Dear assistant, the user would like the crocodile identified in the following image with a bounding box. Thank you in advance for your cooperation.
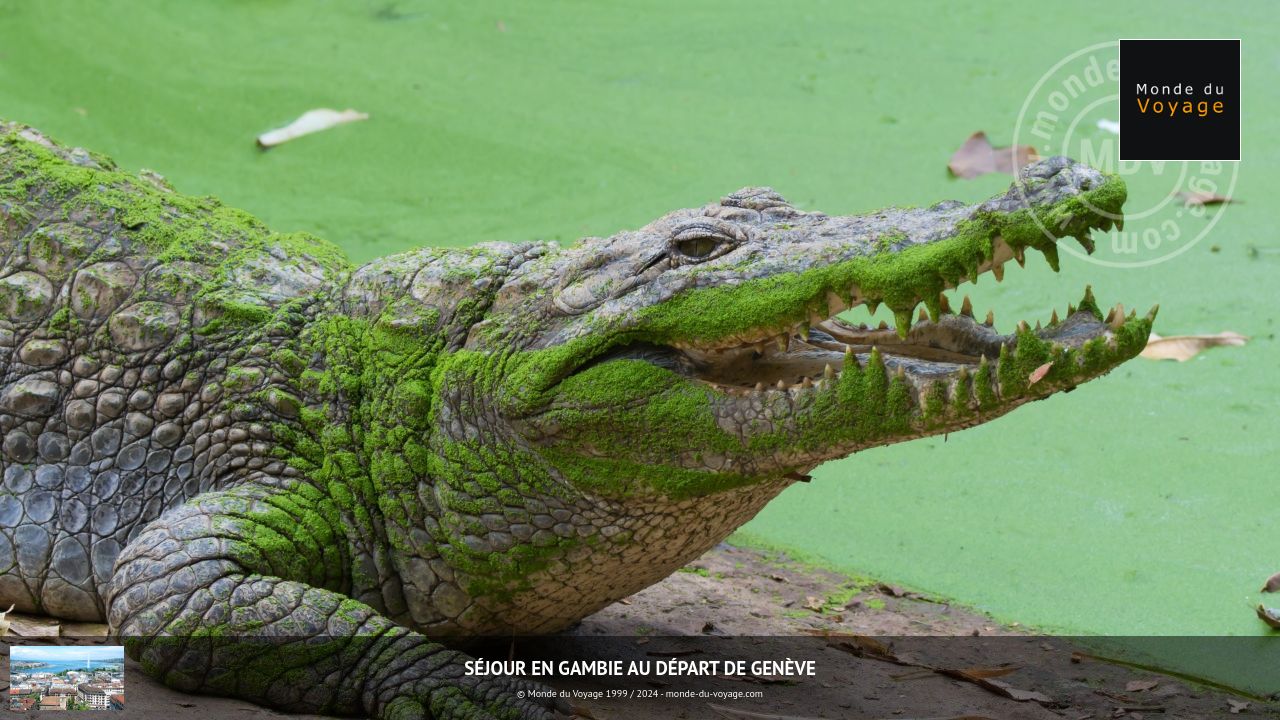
[0,121,1153,719]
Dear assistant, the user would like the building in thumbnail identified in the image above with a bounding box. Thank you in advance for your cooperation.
[77,683,113,709]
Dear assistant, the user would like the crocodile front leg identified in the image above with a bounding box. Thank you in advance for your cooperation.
[104,482,563,720]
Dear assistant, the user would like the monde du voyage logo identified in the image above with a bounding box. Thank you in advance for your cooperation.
[1013,40,1239,268]
[1120,39,1240,162]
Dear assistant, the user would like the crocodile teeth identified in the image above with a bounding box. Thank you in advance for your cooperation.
[894,308,914,338]
[1013,248,1026,267]
[1107,303,1126,329]
[878,320,889,331]
[824,363,835,380]
[1075,233,1096,254]
[825,291,846,315]
[776,379,787,390]
[1042,244,1060,272]
[984,310,995,327]
[960,295,974,318]
[801,376,813,389]
[1079,285,1097,316]
[992,264,1005,282]
[917,306,929,323]
[776,335,789,352]
[938,293,952,315]
[754,382,765,392]
[1146,304,1159,321]
[1050,309,1060,325]
[1116,216,1125,231]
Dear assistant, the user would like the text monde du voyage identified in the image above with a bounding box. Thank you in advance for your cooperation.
[1134,83,1228,118]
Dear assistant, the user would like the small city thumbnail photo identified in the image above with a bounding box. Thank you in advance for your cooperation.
[8,645,125,712]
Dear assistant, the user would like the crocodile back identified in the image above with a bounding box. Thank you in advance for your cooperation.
[0,124,350,620]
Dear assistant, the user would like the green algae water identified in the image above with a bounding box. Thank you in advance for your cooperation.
[2,0,1277,692]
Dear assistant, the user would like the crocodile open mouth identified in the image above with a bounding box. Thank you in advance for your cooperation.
[595,234,1153,403]
[672,299,1128,394]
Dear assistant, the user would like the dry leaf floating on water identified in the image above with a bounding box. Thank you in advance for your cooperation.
[947,131,1039,179]
[1175,190,1236,206]
[1262,572,1280,593]
[1255,604,1280,630]
[256,108,370,149]
[1139,332,1248,362]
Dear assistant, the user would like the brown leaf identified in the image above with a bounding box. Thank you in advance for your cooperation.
[982,679,1052,703]
[948,131,1039,179]
[5,612,60,637]
[1176,190,1236,206]
[1125,680,1159,692]
[1139,332,1248,362]
[951,665,1020,680]
[877,582,908,597]
[256,108,370,148]
[1256,604,1280,629]
[1261,572,1280,593]
[815,631,900,662]
[1028,362,1053,385]
[804,595,825,611]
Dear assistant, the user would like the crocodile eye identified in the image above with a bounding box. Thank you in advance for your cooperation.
[669,221,744,265]
[675,236,719,259]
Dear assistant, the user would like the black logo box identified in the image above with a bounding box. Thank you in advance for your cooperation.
[1119,39,1240,161]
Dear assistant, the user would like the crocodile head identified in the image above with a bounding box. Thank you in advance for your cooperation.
[470,157,1153,499]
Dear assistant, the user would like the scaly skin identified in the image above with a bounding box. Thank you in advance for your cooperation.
[0,122,1153,719]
